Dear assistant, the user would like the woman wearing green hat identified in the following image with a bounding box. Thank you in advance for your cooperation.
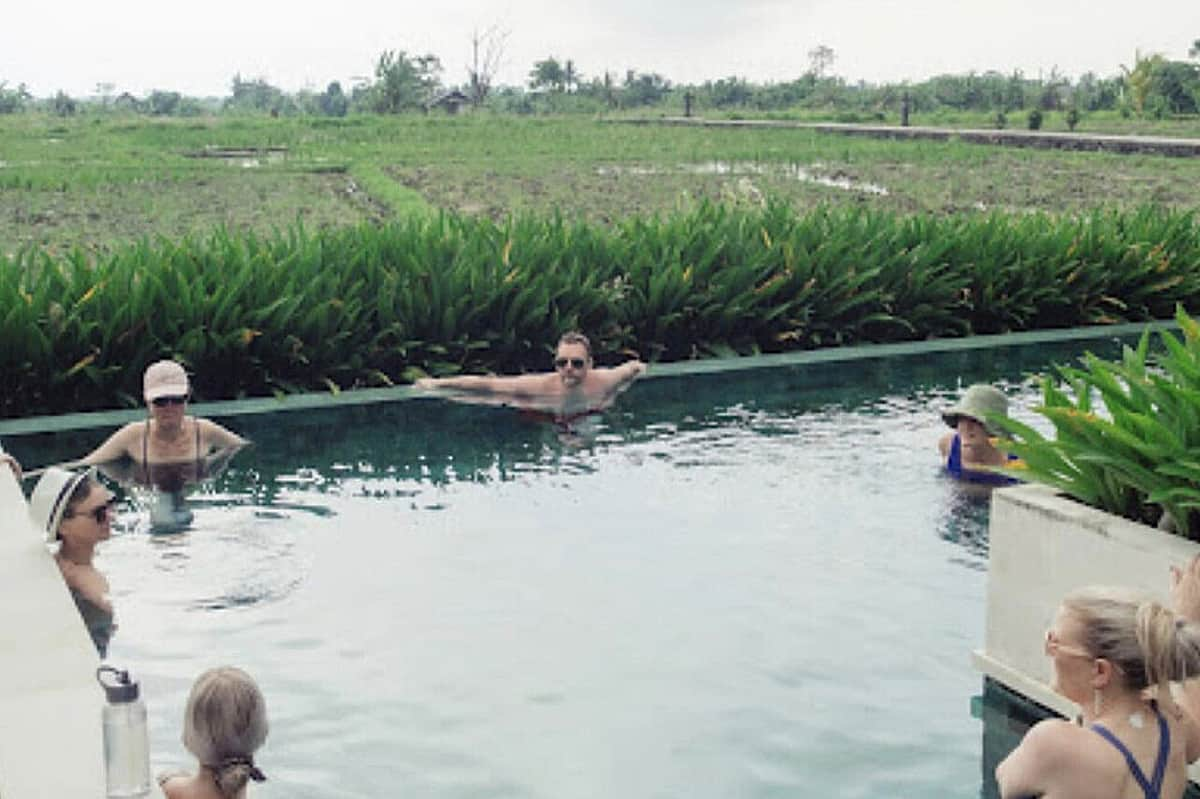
[937,384,1020,484]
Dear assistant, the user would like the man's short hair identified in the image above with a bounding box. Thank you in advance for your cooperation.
[557,332,592,357]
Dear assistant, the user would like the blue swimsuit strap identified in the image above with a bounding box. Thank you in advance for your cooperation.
[1091,704,1170,799]
[946,433,963,474]
[945,433,1016,484]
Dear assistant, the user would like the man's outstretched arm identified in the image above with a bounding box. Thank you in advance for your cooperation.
[596,360,647,394]
[415,372,553,397]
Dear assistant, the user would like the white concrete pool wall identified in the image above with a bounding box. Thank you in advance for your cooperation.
[0,461,105,797]
[976,483,1200,782]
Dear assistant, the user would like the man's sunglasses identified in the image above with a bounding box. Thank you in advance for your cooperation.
[67,498,116,524]
[152,395,188,407]
[554,357,586,370]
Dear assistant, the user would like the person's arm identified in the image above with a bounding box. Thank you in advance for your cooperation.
[1172,682,1200,764]
[995,719,1069,798]
[595,360,647,394]
[1171,553,1200,753]
[938,432,954,459]
[415,373,552,397]
[78,423,140,466]
[198,418,248,450]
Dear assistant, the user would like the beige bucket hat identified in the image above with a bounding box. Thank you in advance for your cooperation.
[941,384,1009,436]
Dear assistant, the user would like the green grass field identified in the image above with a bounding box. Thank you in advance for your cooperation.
[3,112,1200,254]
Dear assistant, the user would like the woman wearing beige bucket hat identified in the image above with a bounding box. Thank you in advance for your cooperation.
[937,383,1020,484]
[76,359,247,471]
[29,466,117,655]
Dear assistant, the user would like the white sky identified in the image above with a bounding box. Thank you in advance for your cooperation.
[3,0,1197,98]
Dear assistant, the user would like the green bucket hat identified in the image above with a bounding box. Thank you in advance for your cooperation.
[941,384,1008,436]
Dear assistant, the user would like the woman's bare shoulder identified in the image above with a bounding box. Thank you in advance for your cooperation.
[1022,717,1098,761]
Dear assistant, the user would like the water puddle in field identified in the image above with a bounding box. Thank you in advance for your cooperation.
[596,161,889,195]
[183,146,287,168]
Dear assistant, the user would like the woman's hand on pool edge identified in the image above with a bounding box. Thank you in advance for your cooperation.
[1172,554,1200,623]
[1,454,20,480]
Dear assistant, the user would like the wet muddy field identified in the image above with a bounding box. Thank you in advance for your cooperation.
[4,114,1200,253]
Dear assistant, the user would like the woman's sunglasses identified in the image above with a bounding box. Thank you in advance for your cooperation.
[554,358,586,370]
[152,395,188,407]
[1043,629,1093,660]
[68,498,116,524]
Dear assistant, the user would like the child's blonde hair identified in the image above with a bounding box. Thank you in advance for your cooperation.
[182,666,268,797]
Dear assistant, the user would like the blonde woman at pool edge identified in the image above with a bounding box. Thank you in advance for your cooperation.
[996,586,1200,799]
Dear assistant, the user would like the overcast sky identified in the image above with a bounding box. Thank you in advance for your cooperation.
[3,0,1197,98]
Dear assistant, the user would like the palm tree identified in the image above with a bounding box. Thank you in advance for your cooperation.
[564,60,580,94]
[1119,50,1163,115]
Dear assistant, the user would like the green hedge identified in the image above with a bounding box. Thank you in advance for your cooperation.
[3,201,1200,418]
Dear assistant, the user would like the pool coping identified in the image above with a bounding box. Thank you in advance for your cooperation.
[0,320,1174,437]
[0,466,106,797]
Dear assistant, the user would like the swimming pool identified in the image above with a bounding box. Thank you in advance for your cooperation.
[6,334,1140,798]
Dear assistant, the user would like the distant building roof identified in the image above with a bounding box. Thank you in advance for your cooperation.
[426,89,471,112]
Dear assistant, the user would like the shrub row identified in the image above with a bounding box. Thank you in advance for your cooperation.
[2,201,1199,418]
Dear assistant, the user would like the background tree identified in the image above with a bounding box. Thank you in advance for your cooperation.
[621,70,671,106]
[369,50,442,113]
[51,90,76,116]
[466,25,508,107]
[147,90,182,116]
[1121,51,1164,115]
[317,81,349,116]
[563,60,581,93]
[807,45,836,79]
[0,81,31,114]
[529,57,566,92]
[705,76,754,108]
[1190,38,1200,59]
[226,74,295,114]
[1149,59,1200,114]
[94,82,116,106]
[578,70,618,108]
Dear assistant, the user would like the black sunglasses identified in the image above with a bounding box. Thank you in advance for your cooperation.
[152,395,188,407]
[67,498,116,524]
[554,357,586,369]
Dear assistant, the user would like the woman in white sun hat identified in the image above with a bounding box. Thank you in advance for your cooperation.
[29,466,117,655]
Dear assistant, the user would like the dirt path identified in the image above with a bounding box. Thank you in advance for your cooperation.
[624,118,1200,158]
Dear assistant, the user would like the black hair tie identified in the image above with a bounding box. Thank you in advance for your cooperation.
[214,756,267,783]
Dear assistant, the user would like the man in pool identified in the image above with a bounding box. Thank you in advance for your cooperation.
[415,332,647,421]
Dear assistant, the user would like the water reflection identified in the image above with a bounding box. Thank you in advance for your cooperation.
[96,446,242,533]
[936,480,994,567]
[72,591,115,657]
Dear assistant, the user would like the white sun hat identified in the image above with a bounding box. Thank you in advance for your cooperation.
[29,466,94,542]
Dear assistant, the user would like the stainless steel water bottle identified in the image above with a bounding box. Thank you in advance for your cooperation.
[96,665,151,799]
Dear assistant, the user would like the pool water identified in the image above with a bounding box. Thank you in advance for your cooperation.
[8,336,1138,799]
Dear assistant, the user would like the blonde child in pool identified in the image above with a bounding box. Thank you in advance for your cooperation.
[159,667,268,799]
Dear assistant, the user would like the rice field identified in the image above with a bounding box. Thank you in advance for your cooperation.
[3,113,1200,254]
